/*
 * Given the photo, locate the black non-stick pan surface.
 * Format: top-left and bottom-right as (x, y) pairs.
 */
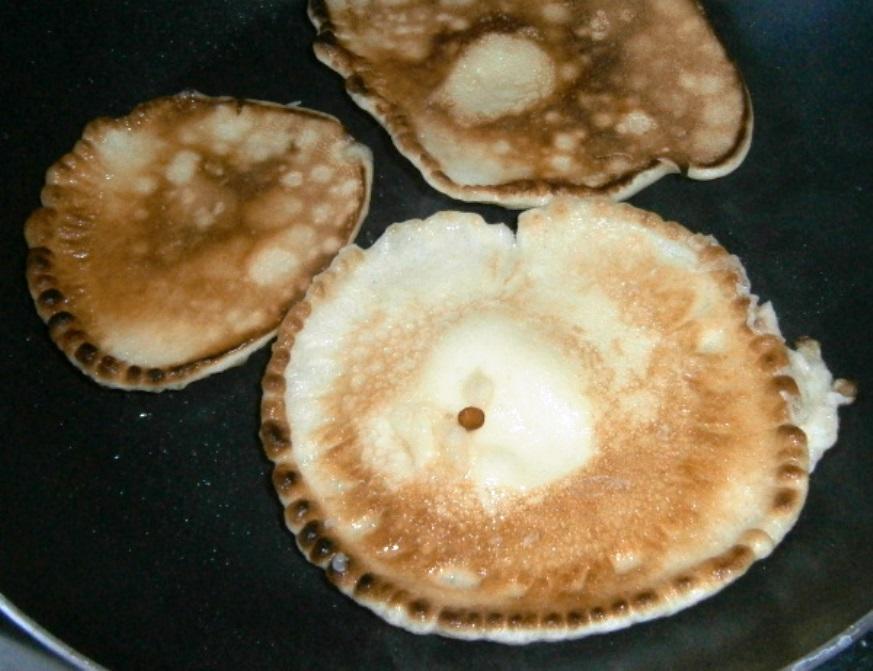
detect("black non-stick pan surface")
(1, 1), (871, 669)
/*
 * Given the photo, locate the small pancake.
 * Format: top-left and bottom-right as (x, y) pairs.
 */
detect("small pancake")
(261, 198), (854, 642)
(309, 0), (752, 208)
(25, 93), (372, 390)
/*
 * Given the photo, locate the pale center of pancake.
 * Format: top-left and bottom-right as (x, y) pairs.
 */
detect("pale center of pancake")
(436, 33), (556, 124)
(361, 311), (596, 495)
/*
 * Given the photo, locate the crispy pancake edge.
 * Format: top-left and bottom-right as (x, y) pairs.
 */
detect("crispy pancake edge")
(24, 92), (373, 391)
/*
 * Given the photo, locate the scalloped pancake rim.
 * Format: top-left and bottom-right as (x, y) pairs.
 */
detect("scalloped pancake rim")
(24, 92), (373, 391)
(260, 198), (821, 642)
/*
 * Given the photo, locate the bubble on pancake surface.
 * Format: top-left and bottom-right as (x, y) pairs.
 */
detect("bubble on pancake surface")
(436, 33), (557, 125)
(310, 0), (752, 207)
(24, 93), (372, 390)
(262, 198), (854, 641)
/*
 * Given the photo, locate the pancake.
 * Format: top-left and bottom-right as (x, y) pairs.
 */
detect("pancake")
(25, 93), (372, 390)
(260, 198), (855, 642)
(309, 0), (752, 208)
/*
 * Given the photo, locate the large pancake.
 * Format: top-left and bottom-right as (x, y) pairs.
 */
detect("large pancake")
(310, 0), (752, 208)
(260, 198), (854, 642)
(25, 93), (372, 390)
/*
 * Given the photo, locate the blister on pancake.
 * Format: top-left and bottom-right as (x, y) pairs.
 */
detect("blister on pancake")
(261, 198), (854, 642)
(310, 0), (752, 208)
(25, 93), (372, 390)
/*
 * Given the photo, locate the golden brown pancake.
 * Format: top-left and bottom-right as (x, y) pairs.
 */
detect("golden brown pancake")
(261, 198), (854, 642)
(25, 93), (372, 390)
(310, 0), (752, 208)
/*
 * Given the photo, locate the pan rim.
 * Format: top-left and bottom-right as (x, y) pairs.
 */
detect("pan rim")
(1, 590), (869, 670)
(0, 592), (103, 671)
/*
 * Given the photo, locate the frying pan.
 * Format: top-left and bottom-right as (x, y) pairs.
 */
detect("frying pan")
(1, 1), (871, 669)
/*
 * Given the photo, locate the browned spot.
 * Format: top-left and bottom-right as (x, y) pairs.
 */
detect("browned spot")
(311, 537), (335, 561)
(60, 329), (85, 346)
(47, 311), (74, 331)
(834, 378), (858, 399)
(260, 399), (285, 423)
(439, 609), (464, 628)
(299, 521), (321, 549)
(262, 372), (286, 394)
(97, 355), (121, 376)
(777, 464), (805, 483)
(507, 613), (526, 628)
(712, 270), (741, 290)
(354, 573), (377, 596)
(772, 488), (799, 513)
(610, 600), (629, 616)
(777, 424), (808, 449)
(699, 245), (729, 263)
(286, 499), (311, 524)
(732, 297), (752, 318)
(632, 590), (658, 609)
(27, 247), (54, 270)
(270, 348), (292, 372)
(750, 334), (782, 354)
(38, 289), (64, 308)
(462, 611), (481, 629)
(388, 589), (410, 607)
(74, 342), (98, 365)
(777, 446), (808, 463)
(486, 612), (504, 627)
(566, 610), (588, 627)
(169, 362), (194, 377)
(407, 599), (431, 620)
(542, 612), (563, 627)
(272, 467), (299, 495)
(457, 405), (486, 430)
(673, 575), (696, 592)
(770, 375), (800, 396)
(758, 348), (790, 372)
(261, 420), (291, 457)
(710, 545), (753, 579)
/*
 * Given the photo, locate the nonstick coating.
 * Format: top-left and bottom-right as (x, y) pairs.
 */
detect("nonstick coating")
(1, 2), (871, 669)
